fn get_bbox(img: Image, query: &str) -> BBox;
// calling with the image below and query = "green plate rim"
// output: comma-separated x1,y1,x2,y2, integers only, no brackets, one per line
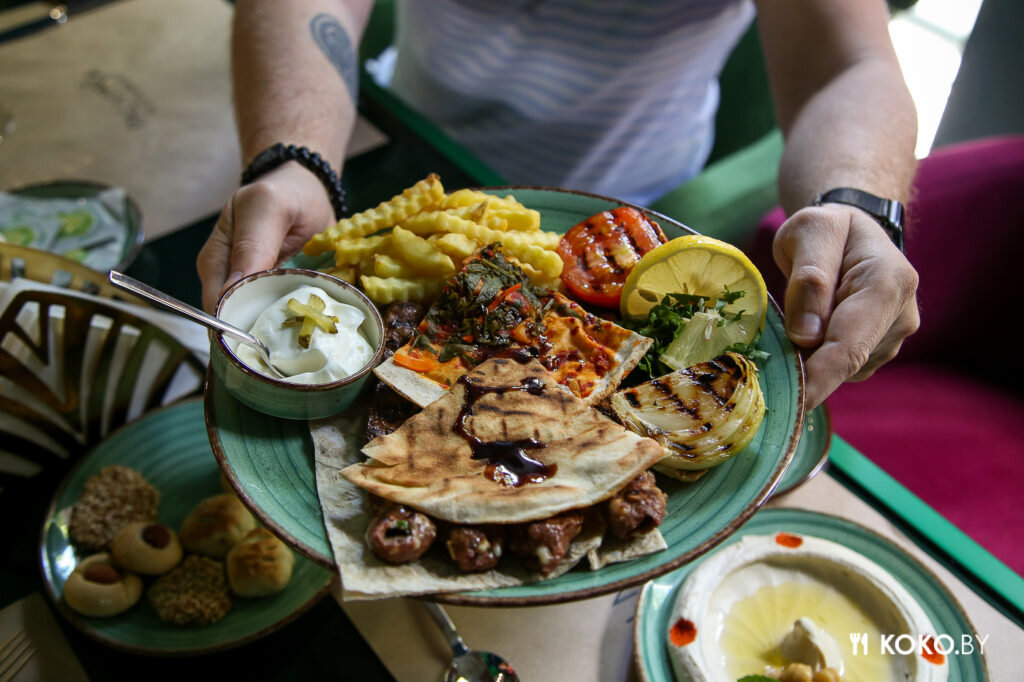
206,185,806,606
773,402,832,497
38,398,335,657
633,507,991,682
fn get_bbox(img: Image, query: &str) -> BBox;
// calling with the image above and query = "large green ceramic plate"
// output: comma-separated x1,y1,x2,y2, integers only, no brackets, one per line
40,399,334,656
634,508,989,681
206,187,805,605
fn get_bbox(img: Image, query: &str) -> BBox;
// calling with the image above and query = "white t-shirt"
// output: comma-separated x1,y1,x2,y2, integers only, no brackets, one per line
387,0,755,205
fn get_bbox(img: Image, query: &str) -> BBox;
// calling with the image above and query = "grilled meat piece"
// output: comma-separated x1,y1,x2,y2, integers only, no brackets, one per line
383,301,425,358
365,504,436,565
364,381,421,443
445,525,505,572
364,302,426,443
605,471,667,539
508,510,585,575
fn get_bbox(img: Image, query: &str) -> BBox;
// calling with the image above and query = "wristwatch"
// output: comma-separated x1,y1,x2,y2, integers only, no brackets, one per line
812,187,905,253
241,143,347,220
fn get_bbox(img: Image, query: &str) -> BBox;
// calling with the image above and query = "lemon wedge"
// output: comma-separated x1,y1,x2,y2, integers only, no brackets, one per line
621,235,767,321
620,235,768,369
658,309,758,371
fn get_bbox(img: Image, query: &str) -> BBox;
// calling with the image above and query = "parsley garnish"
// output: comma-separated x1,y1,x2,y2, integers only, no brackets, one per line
622,290,769,379
725,332,771,364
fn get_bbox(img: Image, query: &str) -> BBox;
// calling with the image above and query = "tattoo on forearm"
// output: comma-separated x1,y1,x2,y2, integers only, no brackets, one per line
310,13,358,102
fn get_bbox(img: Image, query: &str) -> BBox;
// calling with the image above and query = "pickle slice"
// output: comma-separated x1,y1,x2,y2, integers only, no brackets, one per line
282,294,339,348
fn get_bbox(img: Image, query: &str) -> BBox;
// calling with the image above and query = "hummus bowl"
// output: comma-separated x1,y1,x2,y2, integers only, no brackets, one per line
635,508,988,682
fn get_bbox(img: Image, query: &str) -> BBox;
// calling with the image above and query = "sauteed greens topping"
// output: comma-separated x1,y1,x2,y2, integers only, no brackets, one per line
416,244,547,361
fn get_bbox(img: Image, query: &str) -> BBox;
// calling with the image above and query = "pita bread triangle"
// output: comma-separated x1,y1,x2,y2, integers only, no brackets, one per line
341,357,665,525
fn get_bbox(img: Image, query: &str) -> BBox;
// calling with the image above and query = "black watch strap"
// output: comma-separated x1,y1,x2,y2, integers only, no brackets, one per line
241,143,347,220
812,187,905,253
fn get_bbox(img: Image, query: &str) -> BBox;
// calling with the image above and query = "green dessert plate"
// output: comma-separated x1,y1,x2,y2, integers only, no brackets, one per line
40,399,334,656
206,186,806,605
4,180,144,273
773,403,832,496
634,508,989,681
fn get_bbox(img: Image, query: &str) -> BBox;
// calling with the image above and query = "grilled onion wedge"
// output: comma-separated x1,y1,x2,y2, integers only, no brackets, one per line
609,352,766,480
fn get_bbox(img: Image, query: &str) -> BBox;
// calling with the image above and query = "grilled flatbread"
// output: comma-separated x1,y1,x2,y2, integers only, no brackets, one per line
343,358,665,525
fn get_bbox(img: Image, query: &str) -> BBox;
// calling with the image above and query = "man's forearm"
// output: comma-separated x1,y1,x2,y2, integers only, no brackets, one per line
775,58,917,214
232,0,373,167
755,0,917,215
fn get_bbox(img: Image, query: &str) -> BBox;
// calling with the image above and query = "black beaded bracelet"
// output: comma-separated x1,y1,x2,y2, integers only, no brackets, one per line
240,143,348,219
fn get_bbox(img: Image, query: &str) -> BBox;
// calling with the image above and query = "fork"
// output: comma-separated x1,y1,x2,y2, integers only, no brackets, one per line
0,627,35,682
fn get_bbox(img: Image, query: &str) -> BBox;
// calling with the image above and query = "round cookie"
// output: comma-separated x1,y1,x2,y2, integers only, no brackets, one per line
179,493,257,558
110,522,183,575
147,555,232,625
68,465,160,552
227,527,295,597
63,553,143,618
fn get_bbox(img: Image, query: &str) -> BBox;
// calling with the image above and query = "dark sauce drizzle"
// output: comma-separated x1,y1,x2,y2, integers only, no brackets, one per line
454,370,556,488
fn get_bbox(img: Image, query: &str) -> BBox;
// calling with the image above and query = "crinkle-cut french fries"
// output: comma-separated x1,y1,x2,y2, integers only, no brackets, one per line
308,174,563,304
360,275,444,304
502,242,564,279
487,207,541,232
391,226,455,277
442,205,508,231
442,188,525,211
434,232,479,261
331,234,392,267
303,173,445,256
508,257,559,290
373,253,419,280
401,212,560,250
324,265,358,283
441,192,540,231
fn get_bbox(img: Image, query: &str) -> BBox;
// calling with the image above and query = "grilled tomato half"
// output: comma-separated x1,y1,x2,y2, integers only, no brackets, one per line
556,206,666,308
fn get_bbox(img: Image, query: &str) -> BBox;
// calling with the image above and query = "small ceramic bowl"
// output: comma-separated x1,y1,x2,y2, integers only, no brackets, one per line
211,268,384,420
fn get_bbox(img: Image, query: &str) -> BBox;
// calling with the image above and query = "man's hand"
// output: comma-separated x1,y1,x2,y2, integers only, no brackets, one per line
197,162,335,312
772,204,920,409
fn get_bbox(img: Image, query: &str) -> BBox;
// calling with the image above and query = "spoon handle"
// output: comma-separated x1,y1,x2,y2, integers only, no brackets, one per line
108,271,260,348
423,601,469,658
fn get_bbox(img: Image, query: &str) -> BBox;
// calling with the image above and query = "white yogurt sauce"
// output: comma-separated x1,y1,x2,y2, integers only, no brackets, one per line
236,285,374,384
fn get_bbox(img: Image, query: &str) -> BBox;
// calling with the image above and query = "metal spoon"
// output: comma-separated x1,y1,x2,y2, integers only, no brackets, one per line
424,602,518,682
107,270,288,379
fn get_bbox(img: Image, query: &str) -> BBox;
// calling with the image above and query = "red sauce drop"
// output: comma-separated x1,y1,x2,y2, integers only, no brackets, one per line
775,532,803,548
669,618,697,647
921,635,946,665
